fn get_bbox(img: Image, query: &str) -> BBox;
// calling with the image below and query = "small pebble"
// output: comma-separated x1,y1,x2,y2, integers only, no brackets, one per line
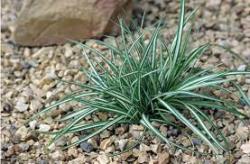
15,101,29,112
55,137,67,146
137,151,148,163
18,143,29,152
158,152,170,164
38,160,49,164
100,138,112,150
15,126,28,140
237,64,246,71
38,124,50,132
192,139,201,146
29,120,37,130
51,150,64,160
80,142,93,153
167,128,179,137
97,154,109,164
118,139,127,151
3,102,13,113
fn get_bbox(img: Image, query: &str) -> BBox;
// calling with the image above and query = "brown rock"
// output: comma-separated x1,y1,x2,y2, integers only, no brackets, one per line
13,0,132,46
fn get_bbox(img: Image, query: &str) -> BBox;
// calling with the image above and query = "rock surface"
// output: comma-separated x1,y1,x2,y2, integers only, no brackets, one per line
13,0,132,46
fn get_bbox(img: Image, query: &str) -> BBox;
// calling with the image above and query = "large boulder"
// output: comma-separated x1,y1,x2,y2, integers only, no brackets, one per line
13,0,132,46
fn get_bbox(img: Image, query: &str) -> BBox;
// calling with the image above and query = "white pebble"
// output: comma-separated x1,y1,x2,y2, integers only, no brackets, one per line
29,100,42,112
245,79,250,84
15,101,29,112
38,124,51,132
237,65,246,71
29,120,37,130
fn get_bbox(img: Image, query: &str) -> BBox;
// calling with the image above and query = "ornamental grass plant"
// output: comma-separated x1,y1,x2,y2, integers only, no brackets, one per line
32,0,250,154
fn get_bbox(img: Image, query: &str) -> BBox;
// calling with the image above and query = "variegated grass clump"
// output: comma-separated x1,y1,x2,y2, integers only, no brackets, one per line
32,0,250,154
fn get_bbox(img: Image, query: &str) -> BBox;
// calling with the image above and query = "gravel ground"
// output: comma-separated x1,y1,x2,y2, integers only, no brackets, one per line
1,0,250,163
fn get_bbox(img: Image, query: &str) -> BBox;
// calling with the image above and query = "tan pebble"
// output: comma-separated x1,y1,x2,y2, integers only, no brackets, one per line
68,155,86,164
158,152,170,164
115,126,127,135
67,148,78,158
100,138,112,150
150,144,160,154
100,130,110,138
238,156,250,164
5,146,15,157
120,151,132,161
48,143,55,151
236,127,249,140
129,125,144,138
139,143,150,152
96,112,108,121
245,79,250,84
32,47,53,58
15,126,28,140
96,154,109,164
159,125,168,136
105,146,115,153
64,44,73,58
26,140,35,146
23,48,31,57
137,151,148,163
241,141,250,154
182,154,196,164
117,139,127,151
29,100,42,112
230,94,239,102
132,148,140,157
71,136,79,144
29,84,45,98
51,150,64,160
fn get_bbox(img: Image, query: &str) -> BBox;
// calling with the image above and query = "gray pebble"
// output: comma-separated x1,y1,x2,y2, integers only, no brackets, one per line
39,160,49,164
204,160,213,164
1,143,10,151
3,102,12,113
11,135,21,144
19,143,29,152
9,124,17,135
80,142,93,153
192,139,201,146
55,137,66,147
167,128,179,137
10,157,17,163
